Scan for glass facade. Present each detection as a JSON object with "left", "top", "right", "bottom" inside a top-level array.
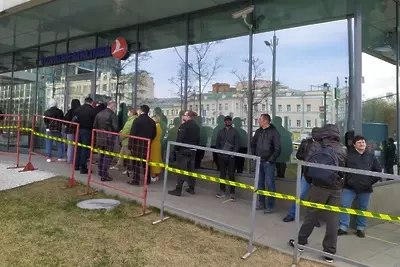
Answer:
[{"left": 0, "top": 0, "right": 398, "bottom": 172}]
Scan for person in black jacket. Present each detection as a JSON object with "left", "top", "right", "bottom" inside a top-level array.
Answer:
[
  {"left": 43, "top": 99, "right": 65, "bottom": 162},
  {"left": 74, "top": 97, "right": 96, "bottom": 174},
  {"left": 215, "top": 116, "right": 240, "bottom": 201},
  {"left": 64, "top": 99, "right": 81, "bottom": 164},
  {"left": 168, "top": 110, "right": 200, "bottom": 196},
  {"left": 127, "top": 104, "right": 157, "bottom": 186},
  {"left": 251, "top": 113, "right": 281, "bottom": 213},
  {"left": 338, "top": 135, "right": 381, "bottom": 238}
]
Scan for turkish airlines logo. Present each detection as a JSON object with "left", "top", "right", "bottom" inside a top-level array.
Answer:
[{"left": 111, "top": 37, "right": 128, "bottom": 60}]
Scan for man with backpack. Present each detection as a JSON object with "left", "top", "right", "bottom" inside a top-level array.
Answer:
[
  {"left": 289, "top": 124, "right": 346, "bottom": 264},
  {"left": 283, "top": 127, "right": 321, "bottom": 227}
]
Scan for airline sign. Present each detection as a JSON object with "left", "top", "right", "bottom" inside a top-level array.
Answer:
[{"left": 40, "top": 37, "right": 130, "bottom": 66}]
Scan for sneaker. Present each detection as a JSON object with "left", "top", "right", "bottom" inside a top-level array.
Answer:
[
  {"left": 151, "top": 177, "right": 157, "bottom": 182},
  {"left": 264, "top": 207, "right": 273, "bottom": 214},
  {"left": 337, "top": 229, "right": 348, "bottom": 236},
  {"left": 315, "top": 221, "right": 321, "bottom": 227},
  {"left": 216, "top": 192, "right": 226, "bottom": 198},
  {"left": 185, "top": 188, "right": 195, "bottom": 195},
  {"left": 46, "top": 159, "right": 52, "bottom": 163},
  {"left": 325, "top": 257, "right": 334, "bottom": 263},
  {"left": 101, "top": 176, "right": 113, "bottom": 182},
  {"left": 229, "top": 194, "right": 235, "bottom": 202},
  {"left": 356, "top": 230, "right": 365, "bottom": 238},
  {"left": 110, "top": 166, "right": 119, "bottom": 170},
  {"left": 283, "top": 215, "right": 295, "bottom": 222},
  {"left": 288, "top": 239, "right": 304, "bottom": 252},
  {"left": 57, "top": 158, "right": 66, "bottom": 162},
  {"left": 168, "top": 188, "right": 182, "bottom": 196},
  {"left": 122, "top": 170, "right": 128, "bottom": 175}
]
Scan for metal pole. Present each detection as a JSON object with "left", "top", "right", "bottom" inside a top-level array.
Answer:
[
  {"left": 183, "top": 14, "right": 189, "bottom": 112},
  {"left": 133, "top": 27, "right": 139, "bottom": 108},
  {"left": 292, "top": 162, "right": 303, "bottom": 264},
  {"left": 271, "top": 31, "right": 277, "bottom": 119},
  {"left": 354, "top": 0, "right": 363, "bottom": 135},
  {"left": 347, "top": 18, "right": 354, "bottom": 131},
  {"left": 247, "top": 26, "right": 254, "bottom": 163},
  {"left": 396, "top": 0, "right": 400, "bottom": 175},
  {"left": 323, "top": 91, "right": 327, "bottom": 126}
]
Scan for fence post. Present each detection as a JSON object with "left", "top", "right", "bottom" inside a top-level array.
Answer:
[
  {"left": 242, "top": 157, "right": 261, "bottom": 259},
  {"left": 20, "top": 115, "right": 36, "bottom": 172},
  {"left": 292, "top": 162, "right": 303, "bottom": 265},
  {"left": 152, "top": 141, "right": 171, "bottom": 224}
]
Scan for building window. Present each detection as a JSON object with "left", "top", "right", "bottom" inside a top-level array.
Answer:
[
  {"left": 244, "top": 104, "right": 248, "bottom": 111},
  {"left": 236, "top": 103, "right": 239, "bottom": 110},
  {"left": 262, "top": 104, "right": 266, "bottom": 111},
  {"left": 307, "top": 104, "right": 311, "bottom": 112},
  {"left": 225, "top": 103, "right": 228, "bottom": 110},
  {"left": 297, "top": 104, "right": 301, "bottom": 112},
  {"left": 287, "top": 105, "right": 291, "bottom": 112},
  {"left": 254, "top": 104, "right": 258, "bottom": 112},
  {"left": 201, "top": 104, "right": 204, "bottom": 111},
  {"left": 278, "top": 105, "right": 282, "bottom": 112},
  {"left": 206, "top": 104, "right": 209, "bottom": 111},
  {"left": 289, "top": 120, "right": 292, "bottom": 127},
  {"left": 297, "top": 120, "right": 301, "bottom": 127},
  {"left": 195, "top": 104, "right": 198, "bottom": 111},
  {"left": 189, "top": 105, "right": 193, "bottom": 110},
  {"left": 219, "top": 103, "right": 222, "bottom": 110},
  {"left": 307, "top": 120, "right": 311, "bottom": 128},
  {"left": 166, "top": 110, "right": 169, "bottom": 115},
  {"left": 254, "top": 119, "right": 258, "bottom": 125}
]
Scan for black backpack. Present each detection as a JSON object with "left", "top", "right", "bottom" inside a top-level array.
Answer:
[{"left": 305, "top": 144, "right": 339, "bottom": 186}]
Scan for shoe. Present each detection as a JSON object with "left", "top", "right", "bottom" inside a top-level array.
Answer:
[
  {"left": 283, "top": 215, "right": 295, "bottom": 222},
  {"left": 122, "top": 170, "right": 128, "bottom": 175},
  {"left": 168, "top": 188, "right": 182, "bottom": 196},
  {"left": 127, "top": 180, "right": 140, "bottom": 186},
  {"left": 110, "top": 166, "right": 119, "bottom": 170},
  {"left": 185, "top": 188, "right": 195, "bottom": 195},
  {"left": 315, "top": 221, "right": 321, "bottom": 227},
  {"left": 74, "top": 167, "right": 80, "bottom": 171},
  {"left": 57, "top": 158, "right": 66, "bottom": 162},
  {"left": 288, "top": 239, "right": 304, "bottom": 252},
  {"left": 325, "top": 257, "right": 334, "bottom": 263},
  {"left": 256, "top": 204, "right": 265, "bottom": 210},
  {"left": 216, "top": 192, "right": 226, "bottom": 198},
  {"left": 46, "top": 159, "right": 52, "bottom": 163},
  {"left": 80, "top": 169, "right": 89, "bottom": 174},
  {"left": 356, "top": 230, "right": 365, "bottom": 238},
  {"left": 101, "top": 176, "right": 113, "bottom": 182},
  {"left": 337, "top": 229, "right": 348, "bottom": 236},
  {"left": 264, "top": 207, "right": 273, "bottom": 214},
  {"left": 229, "top": 194, "right": 235, "bottom": 202}
]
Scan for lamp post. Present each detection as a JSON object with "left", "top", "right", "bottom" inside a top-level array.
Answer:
[
  {"left": 264, "top": 31, "right": 278, "bottom": 119},
  {"left": 323, "top": 83, "right": 330, "bottom": 126}
]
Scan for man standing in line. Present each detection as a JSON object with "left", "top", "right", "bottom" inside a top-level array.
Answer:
[
  {"left": 74, "top": 97, "right": 96, "bottom": 174},
  {"left": 43, "top": 99, "right": 65, "bottom": 162},
  {"left": 128, "top": 105, "right": 156, "bottom": 186},
  {"left": 338, "top": 135, "right": 381, "bottom": 238},
  {"left": 168, "top": 111, "right": 200, "bottom": 196},
  {"left": 289, "top": 124, "right": 346, "bottom": 264},
  {"left": 215, "top": 116, "right": 240, "bottom": 201},
  {"left": 93, "top": 101, "right": 118, "bottom": 181},
  {"left": 252, "top": 113, "right": 281, "bottom": 214}
]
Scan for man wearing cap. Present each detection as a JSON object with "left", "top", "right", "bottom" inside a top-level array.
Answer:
[{"left": 215, "top": 116, "right": 241, "bottom": 201}]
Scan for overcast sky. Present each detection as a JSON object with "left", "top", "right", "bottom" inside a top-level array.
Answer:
[{"left": 137, "top": 19, "right": 396, "bottom": 100}]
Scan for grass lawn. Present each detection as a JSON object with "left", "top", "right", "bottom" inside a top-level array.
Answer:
[{"left": 0, "top": 177, "right": 325, "bottom": 267}]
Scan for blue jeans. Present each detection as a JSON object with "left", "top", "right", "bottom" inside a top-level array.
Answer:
[
  {"left": 75, "top": 129, "right": 92, "bottom": 170},
  {"left": 258, "top": 161, "right": 276, "bottom": 209},
  {"left": 98, "top": 137, "right": 115, "bottom": 178},
  {"left": 339, "top": 188, "right": 371, "bottom": 231},
  {"left": 288, "top": 176, "right": 310, "bottom": 217},
  {"left": 45, "top": 131, "right": 63, "bottom": 159}
]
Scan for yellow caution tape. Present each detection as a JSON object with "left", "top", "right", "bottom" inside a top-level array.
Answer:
[{"left": 3, "top": 126, "right": 400, "bottom": 221}]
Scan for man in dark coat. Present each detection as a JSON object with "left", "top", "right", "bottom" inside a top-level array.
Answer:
[
  {"left": 43, "top": 99, "right": 65, "bottom": 161},
  {"left": 93, "top": 101, "right": 118, "bottom": 181},
  {"left": 128, "top": 105, "right": 157, "bottom": 185}
]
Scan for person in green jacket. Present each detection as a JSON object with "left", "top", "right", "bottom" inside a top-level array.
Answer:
[
  {"left": 111, "top": 107, "right": 138, "bottom": 173},
  {"left": 165, "top": 117, "right": 181, "bottom": 152}
]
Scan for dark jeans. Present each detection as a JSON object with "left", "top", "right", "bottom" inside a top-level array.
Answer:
[
  {"left": 75, "top": 128, "right": 92, "bottom": 170},
  {"left": 195, "top": 148, "right": 205, "bottom": 169},
  {"left": 385, "top": 164, "right": 394, "bottom": 175},
  {"left": 129, "top": 145, "right": 151, "bottom": 185},
  {"left": 298, "top": 185, "right": 341, "bottom": 255},
  {"left": 174, "top": 150, "right": 196, "bottom": 191},
  {"left": 211, "top": 146, "right": 220, "bottom": 171},
  {"left": 219, "top": 155, "right": 236, "bottom": 194},
  {"left": 235, "top": 147, "right": 247, "bottom": 173},
  {"left": 276, "top": 162, "right": 287, "bottom": 177},
  {"left": 98, "top": 137, "right": 115, "bottom": 178},
  {"left": 257, "top": 161, "right": 276, "bottom": 209}
]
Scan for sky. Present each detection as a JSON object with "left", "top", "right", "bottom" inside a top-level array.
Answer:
[{"left": 138, "top": 19, "right": 397, "bottom": 100}]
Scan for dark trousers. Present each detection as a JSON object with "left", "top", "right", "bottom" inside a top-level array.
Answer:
[
  {"left": 211, "top": 146, "right": 220, "bottom": 171},
  {"left": 276, "top": 162, "right": 287, "bottom": 177},
  {"left": 195, "top": 148, "right": 205, "bottom": 169},
  {"left": 129, "top": 145, "right": 151, "bottom": 185},
  {"left": 385, "top": 164, "right": 394, "bottom": 175},
  {"left": 75, "top": 129, "right": 92, "bottom": 170},
  {"left": 219, "top": 156, "right": 236, "bottom": 194},
  {"left": 235, "top": 147, "right": 247, "bottom": 173},
  {"left": 298, "top": 185, "right": 341, "bottom": 255},
  {"left": 98, "top": 137, "right": 115, "bottom": 178},
  {"left": 175, "top": 150, "right": 196, "bottom": 190}
]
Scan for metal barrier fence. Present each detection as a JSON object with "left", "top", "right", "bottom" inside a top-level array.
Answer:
[
  {"left": 291, "top": 161, "right": 400, "bottom": 267},
  {"left": 0, "top": 114, "right": 21, "bottom": 168},
  {"left": 21, "top": 114, "right": 80, "bottom": 187},
  {"left": 152, "top": 141, "right": 261, "bottom": 259},
  {"left": 83, "top": 128, "right": 152, "bottom": 217}
]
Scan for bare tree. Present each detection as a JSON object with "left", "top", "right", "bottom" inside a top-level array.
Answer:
[
  {"left": 175, "top": 42, "right": 222, "bottom": 114},
  {"left": 231, "top": 57, "right": 269, "bottom": 115},
  {"left": 169, "top": 62, "right": 196, "bottom": 111}
]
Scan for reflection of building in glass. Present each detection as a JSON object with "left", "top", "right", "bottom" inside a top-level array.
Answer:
[{"left": 157, "top": 81, "right": 336, "bottom": 134}]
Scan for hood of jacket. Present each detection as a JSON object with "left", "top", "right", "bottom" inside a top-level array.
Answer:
[
  {"left": 317, "top": 124, "right": 340, "bottom": 142},
  {"left": 311, "top": 127, "right": 320, "bottom": 140}
]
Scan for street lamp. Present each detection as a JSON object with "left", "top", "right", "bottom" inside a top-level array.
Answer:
[
  {"left": 264, "top": 31, "right": 278, "bottom": 119},
  {"left": 323, "top": 82, "right": 330, "bottom": 126}
]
